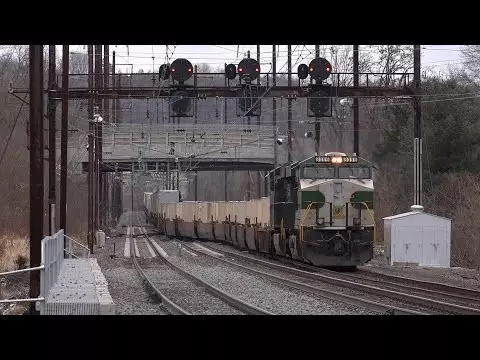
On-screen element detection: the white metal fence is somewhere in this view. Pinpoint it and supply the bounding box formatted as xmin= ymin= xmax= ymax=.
xmin=0 ymin=230 xmax=90 ymax=315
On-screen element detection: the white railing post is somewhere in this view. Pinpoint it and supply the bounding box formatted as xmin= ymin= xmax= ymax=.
xmin=38 ymin=235 xmax=47 ymax=314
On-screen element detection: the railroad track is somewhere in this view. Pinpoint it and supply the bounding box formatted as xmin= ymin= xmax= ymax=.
xmin=354 ymin=268 xmax=480 ymax=305
xmin=191 ymin=242 xmax=480 ymax=315
xmin=177 ymin=241 xmax=426 ymax=315
xmin=131 ymin=219 xmax=273 ymax=315
xmin=130 ymin=229 xmax=190 ymax=315
xmin=251 ymin=250 xmax=480 ymax=305
xmin=253 ymin=249 xmax=480 ymax=311
xmin=267 ymin=251 xmax=480 ymax=311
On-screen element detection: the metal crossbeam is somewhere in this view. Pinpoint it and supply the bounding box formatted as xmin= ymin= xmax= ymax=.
xmin=11 ymin=85 xmax=413 ymax=99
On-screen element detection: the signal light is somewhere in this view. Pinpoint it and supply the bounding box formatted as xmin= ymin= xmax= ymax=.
xmin=170 ymin=58 xmax=194 ymax=83
xmin=308 ymin=86 xmax=332 ymax=117
xmin=308 ymin=57 xmax=333 ymax=82
xmin=237 ymin=58 xmax=261 ymax=82
xmin=225 ymin=63 xmax=237 ymax=80
xmin=237 ymin=86 xmax=261 ymax=116
xmin=170 ymin=90 xmax=191 ymax=115
xmin=297 ymin=64 xmax=309 ymax=80
xmin=159 ymin=64 xmax=170 ymax=80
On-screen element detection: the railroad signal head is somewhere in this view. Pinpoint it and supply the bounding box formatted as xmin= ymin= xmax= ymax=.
xmin=159 ymin=64 xmax=170 ymax=80
xmin=170 ymin=58 xmax=194 ymax=83
xmin=309 ymin=89 xmax=331 ymax=116
xmin=238 ymin=58 xmax=260 ymax=82
xmin=308 ymin=57 xmax=332 ymax=82
xmin=297 ymin=64 xmax=309 ymax=80
xmin=225 ymin=63 xmax=237 ymax=80
xmin=171 ymin=90 xmax=192 ymax=115
xmin=237 ymin=86 xmax=261 ymax=116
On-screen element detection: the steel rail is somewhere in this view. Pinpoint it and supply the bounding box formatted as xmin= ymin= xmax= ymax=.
xmin=179 ymin=242 xmax=425 ymax=315
xmin=135 ymin=221 xmax=273 ymax=315
xmin=196 ymin=242 xmax=480 ymax=315
xmin=129 ymin=228 xmax=190 ymax=315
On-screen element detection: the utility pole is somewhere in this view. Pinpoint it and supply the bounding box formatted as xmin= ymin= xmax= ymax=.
xmin=315 ymin=45 xmax=320 ymax=154
xmin=256 ymin=45 xmax=262 ymax=198
xmin=272 ymin=45 xmax=277 ymax=167
xmin=287 ymin=44 xmax=292 ymax=163
xmin=103 ymin=45 xmax=109 ymax=227
xmin=194 ymin=65 xmax=198 ymax=201
xmin=29 ymin=45 xmax=44 ymax=315
xmin=103 ymin=45 xmax=110 ymax=124
xmin=176 ymin=158 xmax=180 ymax=192
xmin=413 ymin=45 xmax=422 ymax=206
xmin=224 ymin=64 xmax=228 ymax=201
xmin=87 ymin=45 xmax=95 ymax=244
xmin=131 ymin=165 xmax=134 ymax=219
xmin=60 ymin=45 xmax=69 ymax=243
xmin=246 ymin=51 xmax=251 ymax=201
xmin=88 ymin=133 xmax=94 ymax=253
xmin=112 ymin=51 xmax=116 ymax=124
xmin=112 ymin=168 xmax=117 ymax=224
xmin=166 ymin=162 xmax=170 ymax=190
xmin=353 ymin=45 xmax=360 ymax=156
xmin=95 ymin=45 xmax=103 ymax=228
xmin=47 ymin=45 xmax=57 ymax=235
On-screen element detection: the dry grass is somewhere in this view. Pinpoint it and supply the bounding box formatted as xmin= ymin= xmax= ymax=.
xmin=375 ymin=170 xmax=480 ymax=270
xmin=427 ymin=172 xmax=480 ymax=269
xmin=0 ymin=232 xmax=29 ymax=272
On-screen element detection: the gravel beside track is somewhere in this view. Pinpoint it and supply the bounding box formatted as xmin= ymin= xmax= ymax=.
xmin=95 ymin=232 xmax=168 ymax=315
xmin=362 ymin=247 xmax=480 ymax=290
xmin=154 ymin=236 xmax=376 ymax=315
xmin=139 ymin=258 xmax=243 ymax=315
xmin=200 ymin=241 xmax=471 ymax=314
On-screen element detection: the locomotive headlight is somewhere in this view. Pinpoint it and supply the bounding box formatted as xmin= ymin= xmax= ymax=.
xmin=317 ymin=217 xmax=325 ymax=225
xmin=331 ymin=156 xmax=343 ymax=164
xmin=353 ymin=217 xmax=361 ymax=226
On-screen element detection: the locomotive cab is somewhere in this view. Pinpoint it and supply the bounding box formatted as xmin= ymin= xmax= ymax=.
xmin=269 ymin=152 xmax=375 ymax=269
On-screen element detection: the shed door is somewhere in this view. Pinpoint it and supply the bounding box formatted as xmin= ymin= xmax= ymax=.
xmin=394 ymin=226 xmax=420 ymax=265
xmin=429 ymin=225 xmax=449 ymax=267
xmin=421 ymin=226 xmax=436 ymax=266
xmin=392 ymin=227 xmax=406 ymax=264
xmin=422 ymin=226 xmax=450 ymax=266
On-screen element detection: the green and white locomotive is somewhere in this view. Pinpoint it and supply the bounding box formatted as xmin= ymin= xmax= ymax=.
xmin=267 ymin=152 xmax=375 ymax=269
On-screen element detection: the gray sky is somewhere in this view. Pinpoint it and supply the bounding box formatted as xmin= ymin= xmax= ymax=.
xmin=66 ymin=45 xmax=465 ymax=74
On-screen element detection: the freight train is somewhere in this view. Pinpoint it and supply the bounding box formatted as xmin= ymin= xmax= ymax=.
xmin=144 ymin=152 xmax=375 ymax=270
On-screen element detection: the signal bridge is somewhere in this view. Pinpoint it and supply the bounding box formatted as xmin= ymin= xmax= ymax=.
xmin=79 ymin=123 xmax=276 ymax=173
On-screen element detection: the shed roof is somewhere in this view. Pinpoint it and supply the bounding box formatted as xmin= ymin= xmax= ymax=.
xmin=383 ymin=211 xmax=451 ymax=221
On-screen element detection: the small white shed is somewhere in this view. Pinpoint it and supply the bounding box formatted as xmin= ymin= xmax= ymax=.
xmin=383 ymin=205 xmax=451 ymax=267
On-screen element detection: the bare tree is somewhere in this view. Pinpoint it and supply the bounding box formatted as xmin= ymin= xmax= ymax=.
xmin=197 ymin=63 xmax=212 ymax=73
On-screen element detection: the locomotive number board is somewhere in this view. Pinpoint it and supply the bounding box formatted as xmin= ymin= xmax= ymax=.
xmin=315 ymin=156 xmax=358 ymax=163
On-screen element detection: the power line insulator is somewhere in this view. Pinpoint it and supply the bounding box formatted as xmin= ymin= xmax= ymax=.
xmin=297 ymin=64 xmax=309 ymax=80
xmin=225 ymin=63 xmax=237 ymax=80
